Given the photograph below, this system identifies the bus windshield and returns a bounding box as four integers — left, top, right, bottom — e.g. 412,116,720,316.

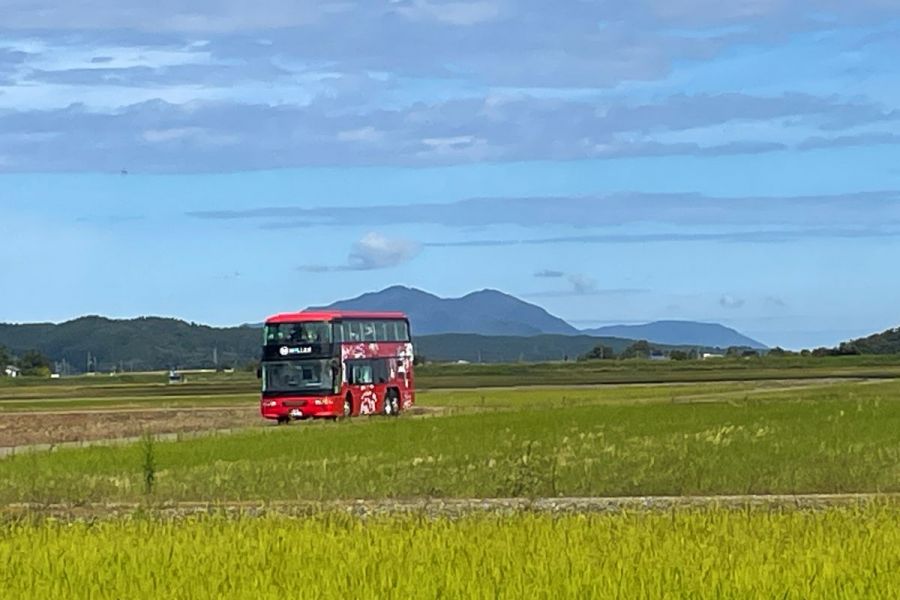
263,360,335,393
265,321,332,345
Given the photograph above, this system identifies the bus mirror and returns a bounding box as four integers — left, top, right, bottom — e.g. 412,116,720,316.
256,367,262,380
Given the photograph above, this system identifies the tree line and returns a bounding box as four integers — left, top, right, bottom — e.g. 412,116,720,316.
580,340,761,361
0,345,53,377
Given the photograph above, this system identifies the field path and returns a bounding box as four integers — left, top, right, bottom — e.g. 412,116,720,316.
0,406,444,454
3,494,898,519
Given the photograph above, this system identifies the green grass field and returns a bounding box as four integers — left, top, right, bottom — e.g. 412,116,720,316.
2,505,897,599
3,379,898,504
2,359,899,598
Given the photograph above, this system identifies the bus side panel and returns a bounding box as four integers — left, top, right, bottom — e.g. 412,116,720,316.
341,341,416,412
399,342,415,409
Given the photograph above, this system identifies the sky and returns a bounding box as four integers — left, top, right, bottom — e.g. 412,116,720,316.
2,1,900,349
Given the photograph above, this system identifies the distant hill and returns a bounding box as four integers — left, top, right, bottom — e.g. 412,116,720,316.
0,316,261,373
839,326,900,354
321,286,578,336
0,315,717,370
581,321,767,350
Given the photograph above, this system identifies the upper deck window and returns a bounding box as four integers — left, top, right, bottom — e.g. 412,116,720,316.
335,319,410,343
264,321,332,345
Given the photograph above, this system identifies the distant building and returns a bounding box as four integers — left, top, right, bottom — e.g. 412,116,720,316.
702,353,725,359
649,351,670,361
4,365,21,378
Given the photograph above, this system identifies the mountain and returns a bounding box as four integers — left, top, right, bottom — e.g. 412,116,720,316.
0,289,770,371
581,321,767,350
322,287,764,347
321,286,579,336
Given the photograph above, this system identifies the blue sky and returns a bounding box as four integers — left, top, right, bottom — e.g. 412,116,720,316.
2,1,900,349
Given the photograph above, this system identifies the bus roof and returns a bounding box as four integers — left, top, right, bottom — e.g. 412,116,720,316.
265,310,408,324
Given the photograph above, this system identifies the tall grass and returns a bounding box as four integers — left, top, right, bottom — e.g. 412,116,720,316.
1,505,897,598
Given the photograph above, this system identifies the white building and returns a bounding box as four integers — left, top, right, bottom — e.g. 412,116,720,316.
4,365,21,378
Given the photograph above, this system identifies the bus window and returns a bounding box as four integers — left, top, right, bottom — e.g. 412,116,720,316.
362,321,377,341
373,359,390,383
266,322,332,344
350,362,374,385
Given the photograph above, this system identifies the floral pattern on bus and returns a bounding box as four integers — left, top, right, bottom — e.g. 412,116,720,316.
359,385,378,415
397,343,415,407
342,343,381,361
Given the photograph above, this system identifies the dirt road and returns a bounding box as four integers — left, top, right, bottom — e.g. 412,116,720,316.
3,494,897,519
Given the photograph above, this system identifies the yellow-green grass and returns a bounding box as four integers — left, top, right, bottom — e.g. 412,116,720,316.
2,380,898,504
1,505,897,599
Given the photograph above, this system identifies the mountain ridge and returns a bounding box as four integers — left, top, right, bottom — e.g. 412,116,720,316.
583,320,767,350
319,285,579,336
321,286,765,348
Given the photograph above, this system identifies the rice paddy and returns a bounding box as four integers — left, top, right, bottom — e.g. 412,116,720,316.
2,362,899,597
2,504,897,599
2,379,898,504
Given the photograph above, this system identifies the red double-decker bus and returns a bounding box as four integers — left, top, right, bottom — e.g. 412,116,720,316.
259,310,415,422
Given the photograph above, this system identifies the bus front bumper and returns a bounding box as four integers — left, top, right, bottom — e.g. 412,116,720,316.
260,397,340,420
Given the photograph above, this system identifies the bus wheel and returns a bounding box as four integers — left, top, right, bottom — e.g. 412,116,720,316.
342,395,353,419
386,390,401,417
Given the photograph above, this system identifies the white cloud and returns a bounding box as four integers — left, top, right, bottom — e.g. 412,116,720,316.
142,126,239,147
348,232,422,270
567,273,598,295
299,232,422,271
719,294,746,309
392,0,504,26
0,0,346,32
336,126,383,143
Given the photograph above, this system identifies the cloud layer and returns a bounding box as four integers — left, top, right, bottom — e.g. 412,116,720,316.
2,2,899,172
190,191,900,231
0,91,898,171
